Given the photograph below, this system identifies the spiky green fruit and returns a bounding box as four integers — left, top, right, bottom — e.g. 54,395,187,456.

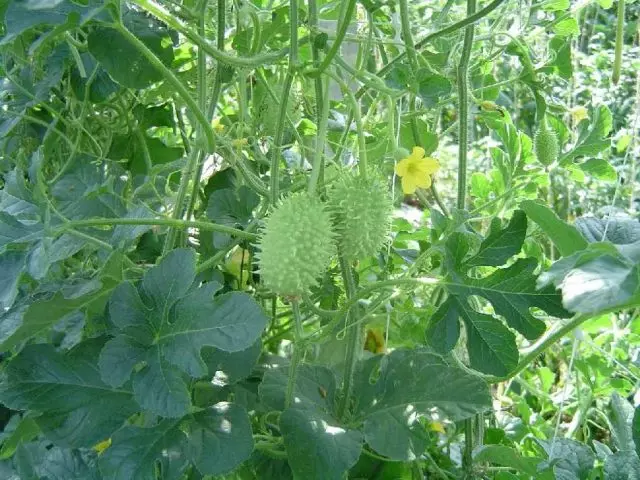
329,172,393,260
534,118,559,167
257,193,335,296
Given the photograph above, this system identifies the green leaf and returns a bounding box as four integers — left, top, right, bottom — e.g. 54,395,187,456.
542,0,570,11
280,407,363,480
202,339,262,384
363,407,429,461
466,211,527,267
598,0,614,8
0,339,138,448
560,105,612,164
552,18,580,36
579,158,617,181
609,393,637,453
131,348,191,418
0,417,40,460
206,186,260,248
398,119,438,155
98,419,186,480
548,36,573,79
431,297,518,376
354,349,491,421
416,70,452,108
427,211,571,375
1,252,124,351
70,53,120,103
88,25,174,89
521,200,588,256
99,402,253,480
185,403,254,476
103,248,267,416
474,445,550,476
1,0,104,45
259,364,337,412
539,244,640,314
0,212,43,252
575,217,640,261
0,250,26,310
604,452,640,480
539,438,595,480
98,336,147,388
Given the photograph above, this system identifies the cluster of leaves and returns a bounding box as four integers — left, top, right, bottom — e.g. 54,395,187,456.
0,0,639,479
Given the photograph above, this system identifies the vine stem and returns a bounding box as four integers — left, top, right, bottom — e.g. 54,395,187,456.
457,0,477,473
61,217,258,240
270,0,298,203
113,23,215,153
285,300,305,408
355,0,507,100
132,0,288,68
457,0,476,210
323,70,368,176
612,0,625,85
337,255,362,420
308,75,330,195
163,0,212,253
310,0,356,75
184,0,226,221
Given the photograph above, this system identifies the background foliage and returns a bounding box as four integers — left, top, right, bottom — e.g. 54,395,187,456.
0,0,640,478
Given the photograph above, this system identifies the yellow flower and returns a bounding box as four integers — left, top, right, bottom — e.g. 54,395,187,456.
232,138,248,149
92,437,112,454
212,118,225,133
394,146,440,194
570,106,588,124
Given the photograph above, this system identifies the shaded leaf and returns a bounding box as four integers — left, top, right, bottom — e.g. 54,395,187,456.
88,25,174,89
363,407,429,461
354,349,491,421
0,340,138,448
280,407,363,480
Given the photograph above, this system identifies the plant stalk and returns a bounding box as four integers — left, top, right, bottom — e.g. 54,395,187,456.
337,255,362,420
285,300,305,408
456,0,476,210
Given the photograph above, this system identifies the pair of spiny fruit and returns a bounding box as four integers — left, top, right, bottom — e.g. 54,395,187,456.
256,171,393,297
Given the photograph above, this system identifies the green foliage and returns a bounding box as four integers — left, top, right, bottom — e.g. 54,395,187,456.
0,0,638,477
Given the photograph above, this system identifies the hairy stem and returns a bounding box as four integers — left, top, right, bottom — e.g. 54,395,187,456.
312,0,356,75
285,300,305,408
114,23,215,152
457,0,476,210
270,0,299,203
612,0,625,85
62,217,258,240
337,255,362,420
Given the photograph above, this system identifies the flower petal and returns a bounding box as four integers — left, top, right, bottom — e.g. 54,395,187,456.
416,158,440,175
409,146,425,161
395,158,410,177
401,175,418,194
414,173,432,190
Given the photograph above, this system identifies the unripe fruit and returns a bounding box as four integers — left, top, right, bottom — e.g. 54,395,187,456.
329,172,393,260
257,193,335,296
534,118,559,167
